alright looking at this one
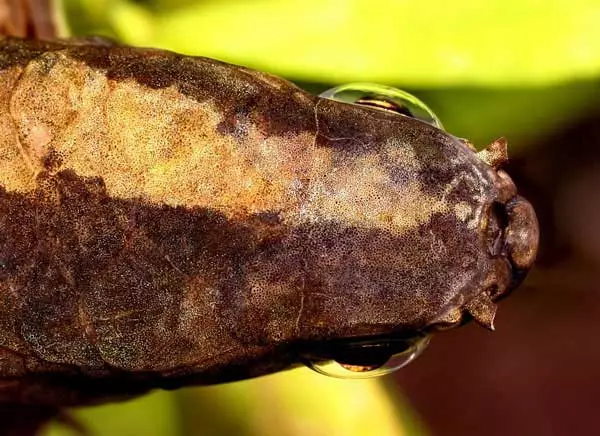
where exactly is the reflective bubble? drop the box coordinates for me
[303,335,431,379]
[320,83,443,129]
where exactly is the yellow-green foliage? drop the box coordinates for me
[46,368,424,436]
[66,0,600,86]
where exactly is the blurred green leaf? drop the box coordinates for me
[419,80,600,148]
[176,367,426,436]
[44,369,424,436]
[44,390,182,436]
[66,0,600,86]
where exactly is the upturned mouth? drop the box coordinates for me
[484,173,539,297]
[447,181,539,332]
[475,138,539,293]
[487,198,538,293]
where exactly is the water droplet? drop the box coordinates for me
[303,335,430,379]
[320,83,443,129]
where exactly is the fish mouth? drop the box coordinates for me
[503,195,539,288]
[429,138,540,333]
[474,138,539,296]
[488,168,539,295]
[434,179,539,332]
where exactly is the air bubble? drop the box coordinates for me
[303,335,430,379]
[320,83,443,129]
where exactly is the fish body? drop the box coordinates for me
[0,38,538,406]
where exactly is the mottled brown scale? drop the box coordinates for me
[0,37,538,407]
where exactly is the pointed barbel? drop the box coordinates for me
[465,292,498,331]
[477,137,508,169]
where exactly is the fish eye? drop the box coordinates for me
[320,83,443,130]
[303,335,430,379]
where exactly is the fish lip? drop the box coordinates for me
[474,167,538,306]
[503,195,539,289]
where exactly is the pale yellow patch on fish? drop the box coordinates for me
[0,52,313,217]
[454,202,473,222]
[0,68,34,193]
[302,142,448,233]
